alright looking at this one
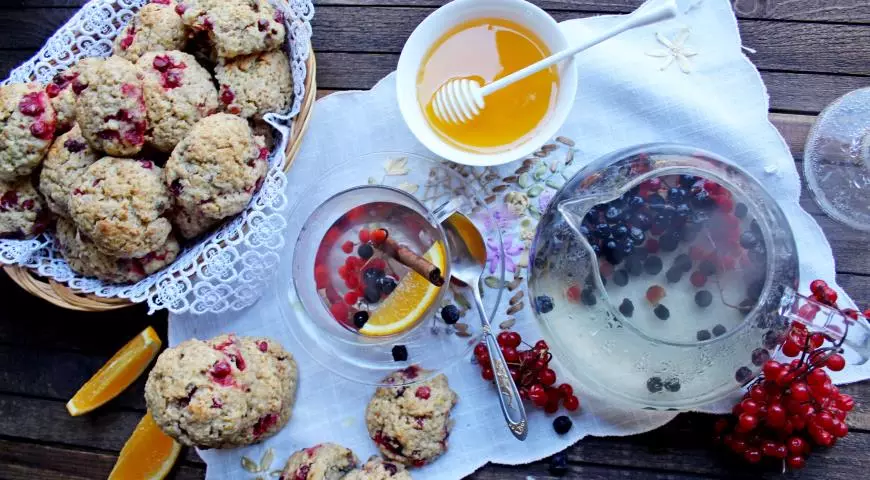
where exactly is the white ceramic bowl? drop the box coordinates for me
[396,0,578,167]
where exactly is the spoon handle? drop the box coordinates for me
[480,0,679,97]
[472,288,528,440]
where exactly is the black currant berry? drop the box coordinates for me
[626,256,644,277]
[673,254,692,273]
[644,256,663,275]
[441,305,460,324]
[581,289,597,306]
[695,290,713,307]
[392,345,408,362]
[364,286,381,303]
[654,304,670,320]
[646,376,663,393]
[357,243,374,260]
[377,276,397,295]
[664,378,681,392]
[734,202,748,218]
[536,295,555,314]
[699,260,717,276]
[553,415,573,435]
[735,366,753,384]
[665,267,682,284]
[712,324,727,337]
[613,270,629,287]
[696,329,712,341]
[619,298,634,317]
[353,311,369,328]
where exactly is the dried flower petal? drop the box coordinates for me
[385,157,409,175]
[241,456,260,473]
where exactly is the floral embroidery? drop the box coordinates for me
[646,29,698,74]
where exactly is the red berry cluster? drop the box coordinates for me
[473,332,580,414]
[715,279,856,470]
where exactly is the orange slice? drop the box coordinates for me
[361,241,447,336]
[66,326,162,416]
[109,411,181,480]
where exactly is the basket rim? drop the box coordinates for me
[5,45,318,312]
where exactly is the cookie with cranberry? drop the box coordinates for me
[344,456,412,480]
[113,0,188,62]
[365,368,458,467]
[144,334,297,448]
[0,83,57,181]
[280,443,358,480]
[55,217,179,283]
[39,124,98,217]
[76,56,148,156]
[0,177,49,239]
[46,57,102,133]
[69,157,171,258]
[164,113,267,238]
[136,50,218,152]
[179,0,286,59]
[215,50,292,119]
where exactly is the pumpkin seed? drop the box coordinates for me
[556,136,575,147]
[542,143,558,152]
[509,291,524,305]
[484,195,496,204]
[260,449,274,471]
[499,318,516,330]
[534,165,548,180]
[518,173,531,188]
[546,177,565,189]
[506,302,524,315]
[507,277,524,291]
[455,330,472,338]
[527,185,544,197]
[514,165,530,175]
[241,456,260,473]
[492,184,509,192]
[484,276,503,289]
[502,175,519,183]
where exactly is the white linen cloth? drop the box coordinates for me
[169,0,870,477]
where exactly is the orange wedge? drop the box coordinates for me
[66,326,162,416]
[109,411,181,480]
[361,241,447,336]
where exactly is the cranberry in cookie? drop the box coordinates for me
[365,368,458,467]
[344,456,413,480]
[76,56,148,156]
[179,0,286,59]
[46,57,102,133]
[69,157,171,258]
[0,177,49,239]
[0,83,56,181]
[39,124,98,217]
[280,443,359,480]
[215,49,292,119]
[144,334,298,448]
[137,50,219,152]
[164,113,268,238]
[55,217,179,283]
[113,0,189,62]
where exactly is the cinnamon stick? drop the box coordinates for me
[374,229,444,287]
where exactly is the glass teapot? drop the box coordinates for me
[528,144,870,410]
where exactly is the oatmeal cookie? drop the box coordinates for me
[280,443,358,480]
[39,124,98,217]
[0,177,49,239]
[365,367,458,467]
[46,57,102,133]
[137,50,219,152]
[164,113,267,238]
[69,157,171,258]
[344,456,412,480]
[0,83,56,181]
[180,0,286,59]
[55,217,179,283]
[113,0,188,62]
[144,334,298,448]
[215,50,292,119]
[76,56,148,156]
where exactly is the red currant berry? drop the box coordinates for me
[566,284,582,302]
[505,332,522,348]
[358,229,370,243]
[481,366,494,381]
[343,291,359,305]
[781,340,801,357]
[809,279,827,295]
[808,367,827,386]
[731,438,747,454]
[822,286,838,304]
[538,368,557,386]
[762,360,783,378]
[761,441,778,458]
[743,448,762,464]
[563,395,580,411]
[766,404,786,427]
[809,332,825,349]
[474,342,488,358]
[787,436,806,455]
[371,228,388,244]
[529,384,548,407]
[544,400,559,414]
[831,420,848,438]
[749,385,766,402]
[737,413,758,432]
[341,241,354,253]
[836,393,854,411]
[509,366,521,383]
[787,455,806,470]
[790,382,810,402]
[558,383,573,398]
[826,353,846,371]
[740,399,759,414]
[497,331,512,347]
[689,271,707,287]
[534,340,549,352]
[502,346,519,363]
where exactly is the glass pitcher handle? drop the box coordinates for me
[780,287,870,365]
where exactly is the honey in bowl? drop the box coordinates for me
[416,18,559,153]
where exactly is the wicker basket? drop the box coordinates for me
[4,48,318,312]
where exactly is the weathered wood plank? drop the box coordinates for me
[0,439,204,480]
[307,7,870,75]
[314,0,870,24]
[0,7,868,75]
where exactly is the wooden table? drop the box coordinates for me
[1,0,869,478]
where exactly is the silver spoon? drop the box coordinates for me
[442,211,527,440]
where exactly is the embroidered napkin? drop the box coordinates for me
[169,0,870,478]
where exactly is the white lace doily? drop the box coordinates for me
[0,0,314,314]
